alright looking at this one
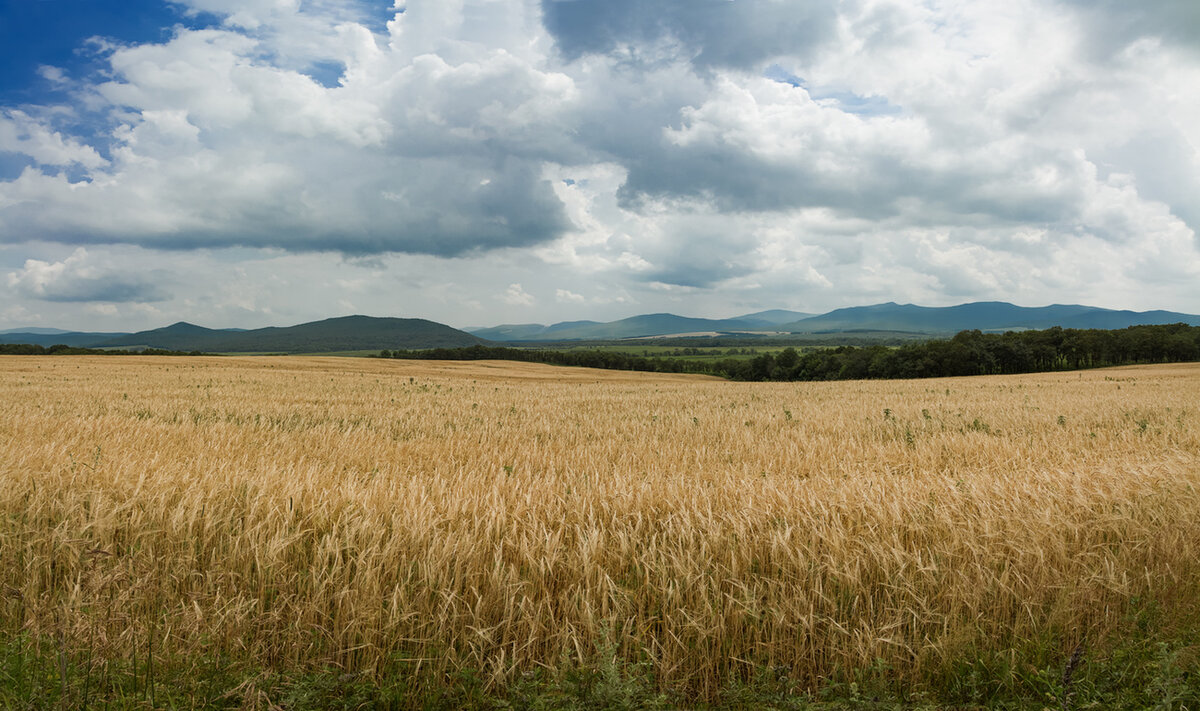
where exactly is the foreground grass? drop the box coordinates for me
[2,357,1199,707]
[3,625,1198,709]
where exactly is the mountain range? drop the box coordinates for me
[1,302,1196,353]
[469,310,815,341]
[0,316,483,353]
[777,302,1200,334]
[468,302,1200,341]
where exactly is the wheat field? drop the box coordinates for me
[1,356,1198,701]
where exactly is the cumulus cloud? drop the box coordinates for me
[503,283,535,306]
[540,0,837,69]
[0,3,574,255]
[556,288,585,303]
[7,248,171,303]
[0,0,1197,326]
[0,111,107,169]
[1061,0,1200,58]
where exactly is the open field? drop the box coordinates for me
[1,357,1199,707]
[536,344,800,362]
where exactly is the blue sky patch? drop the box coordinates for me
[0,0,217,104]
[301,60,347,89]
[764,64,900,116]
[0,151,34,181]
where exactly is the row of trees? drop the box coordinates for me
[380,345,715,375]
[381,324,1200,382]
[726,324,1200,381]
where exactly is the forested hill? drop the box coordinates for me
[778,302,1200,333]
[0,331,129,347]
[384,323,1200,382]
[8,302,1197,349]
[471,313,774,341]
[98,316,485,353]
[469,303,1200,341]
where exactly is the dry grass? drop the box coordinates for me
[1,356,1198,698]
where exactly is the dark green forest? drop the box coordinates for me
[382,323,1200,381]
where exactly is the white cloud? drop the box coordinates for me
[86,303,120,316]
[0,8,573,255]
[503,282,535,306]
[7,248,170,303]
[0,110,108,169]
[36,66,68,85]
[0,0,1197,329]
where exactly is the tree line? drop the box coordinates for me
[380,323,1200,381]
[380,344,715,375]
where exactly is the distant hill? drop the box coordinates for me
[468,303,1200,342]
[1056,308,1200,329]
[556,313,772,339]
[469,320,603,341]
[476,313,785,341]
[98,316,486,352]
[0,327,77,335]
[734,309,815,326]
[781,302,1200,334]
[0,331,130,347]
[5,302,1197,353]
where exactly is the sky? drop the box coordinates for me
[0,0,1198,332]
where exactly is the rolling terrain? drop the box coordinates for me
[471,302,1200,341]
[0,330,130,347]
[469,312,790,341]
[780,301,1200,333]
[2,356,1197,707]
[4,302,1198,351]
[96,315,485,352]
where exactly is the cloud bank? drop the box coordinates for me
[8,248,170,303]
[0,0,1197,329]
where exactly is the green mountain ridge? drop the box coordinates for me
[470,310,814,341]
[5,302,1198,352]
[0,331,131,348]
[0,327,77,335]
[97,316,485,352]
[780,301,1200,333]
[467,303,1200,342]
[472,313,794,341]
[467,320,603,341]
[735,309,816,325]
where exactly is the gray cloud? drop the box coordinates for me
[0,166,571,257]
[541,0,837,69]
[0,19,577,257]
[0,0,1198,330]
[1061,0,1200,57]
[551,0,1198,270]
[638,216,760,288]
[597,90,1085,233]
[7,249,171,303]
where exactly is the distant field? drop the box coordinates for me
[213,345,822,360]
[538,343,804,361]
[214,349,385,357]
[508,329,929,351]
[1,357,1198,707]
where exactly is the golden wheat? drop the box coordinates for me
[1,356,1198,696]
